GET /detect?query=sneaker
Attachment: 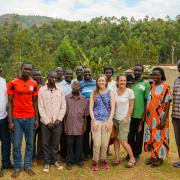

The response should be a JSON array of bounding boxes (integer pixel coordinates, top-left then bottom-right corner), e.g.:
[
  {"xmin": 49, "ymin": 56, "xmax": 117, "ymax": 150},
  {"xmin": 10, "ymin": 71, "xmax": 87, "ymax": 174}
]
[
  {"xmin": 99, "ymin": 160, "xmax": 109, "ymax": 170},
  {"xmin": 77, "ymin": 161, "xmax": 84, "ymax": 168},
  {"xmin": 66, "ymin": 163, "xmax": 72, "ymax": 170},
  {"xmin": 54, "ymin": 161, "xmax": 63, "ymax": 170},
  {"xmin": 92, "ymin": 162, "xmax": 99, "ymax": 171},
  {"xmin": 43, "ymin": 164, "xmax": 49, "ymax": 173}
]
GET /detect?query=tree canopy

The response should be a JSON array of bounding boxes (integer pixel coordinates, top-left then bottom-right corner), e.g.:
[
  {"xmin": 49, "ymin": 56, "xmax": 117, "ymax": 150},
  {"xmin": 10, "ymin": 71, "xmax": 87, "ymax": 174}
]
[{"xmin": 0, "ymin": 15, "xmax": 180, "ymax": 79}]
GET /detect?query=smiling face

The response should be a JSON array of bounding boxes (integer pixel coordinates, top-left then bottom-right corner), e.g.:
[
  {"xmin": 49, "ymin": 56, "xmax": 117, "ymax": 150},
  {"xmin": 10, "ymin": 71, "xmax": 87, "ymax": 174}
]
[
  {"xmin": 97, "ymin": 76, "xmax": 107, "ymax": 89},
  {"xmin": 83, "ymin": 68, "xmax": 92, "ymax": 81},
  {"xmin": 117, "ymin": 76, "xmax": 127, "ymax": 89},
  {"xmin": 152, "ymin": 70, "xmax": 161, "ymax": 84},
  {"xmin": 64, "ymin": 69, "xmax": 73, "ymax": 83},
  {"xmin": 32, "ymin": 70, "xmax": 42, "ymax": 83},
  {"xmin": 104, "ymin": 69, "xmax": 113, "ymax": 81},
  {"xmin": 133, "ymin": 65, "xmax": 143, "ymax": 79},
  {"xmin": 55, "ymin": 67, "xmax": 63, "ymax": 79}
]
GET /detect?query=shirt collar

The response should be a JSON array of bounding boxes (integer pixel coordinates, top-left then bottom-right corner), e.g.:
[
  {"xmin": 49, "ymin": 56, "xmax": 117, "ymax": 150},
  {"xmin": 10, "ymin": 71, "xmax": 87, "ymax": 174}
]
[{"xmin": 69, "ymin": 93, "xmax": 81, "ymax": 100}]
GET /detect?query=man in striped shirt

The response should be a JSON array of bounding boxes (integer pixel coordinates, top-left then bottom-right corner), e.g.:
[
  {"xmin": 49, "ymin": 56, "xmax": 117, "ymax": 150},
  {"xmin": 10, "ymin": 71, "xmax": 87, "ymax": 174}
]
[{"xmin": 172, "ymin": 60, "xmax": 180, "ymax": 168}]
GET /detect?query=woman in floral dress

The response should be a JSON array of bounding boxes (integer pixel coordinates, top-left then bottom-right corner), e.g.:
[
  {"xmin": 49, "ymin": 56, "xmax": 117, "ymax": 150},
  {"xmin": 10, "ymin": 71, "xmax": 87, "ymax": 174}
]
[{"xmin": 144, "ymin": 67, "xmax": 172, "ymax": 167}]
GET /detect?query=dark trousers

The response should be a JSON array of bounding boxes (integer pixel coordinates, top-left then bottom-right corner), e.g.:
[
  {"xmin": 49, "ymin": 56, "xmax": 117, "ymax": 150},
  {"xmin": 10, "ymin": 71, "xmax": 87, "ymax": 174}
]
[
  {"xmin": 66, "ymin": 135, "xmax": 83, "ymax": 164},
  {"xmin": 60, "ymin": 121, "xmax": 66, "ymax": 159},
  {"xmin": 41, "ymin": 122, "xmax": 62, "ymax": 164},
  {"xmin": 128, "ymin": 117, "xmax": 144, "ymax": 158},
  {"xmin": 33, "ymin": 123, "xmax": 43, "ymax": 160},
  {"xmin": 0, "ymin": 117, "xmax": 11, "ymax": 167},
  {"xmin": 83, "ymin": 115, "xmax": 92, "ymax": 158}
]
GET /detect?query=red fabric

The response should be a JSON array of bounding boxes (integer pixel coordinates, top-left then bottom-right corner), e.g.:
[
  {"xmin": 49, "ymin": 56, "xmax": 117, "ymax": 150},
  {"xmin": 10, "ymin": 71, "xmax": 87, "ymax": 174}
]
[{"xmin": 7, "ymin": 78, "xmax": 38, "ymax": 118}]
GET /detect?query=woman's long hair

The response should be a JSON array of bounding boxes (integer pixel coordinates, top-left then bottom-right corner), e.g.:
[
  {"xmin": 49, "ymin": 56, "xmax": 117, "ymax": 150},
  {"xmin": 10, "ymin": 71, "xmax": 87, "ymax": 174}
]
[{"xmin": 92, "ymin": 74, "xmax": 108, "ymax": 100}]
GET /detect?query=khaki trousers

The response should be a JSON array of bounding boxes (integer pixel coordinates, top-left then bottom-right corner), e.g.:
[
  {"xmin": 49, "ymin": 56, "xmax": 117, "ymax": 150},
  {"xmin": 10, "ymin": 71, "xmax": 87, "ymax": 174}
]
[{"xmin": 92, "ymin": 121, "xmax": 112, "ymax": 162}]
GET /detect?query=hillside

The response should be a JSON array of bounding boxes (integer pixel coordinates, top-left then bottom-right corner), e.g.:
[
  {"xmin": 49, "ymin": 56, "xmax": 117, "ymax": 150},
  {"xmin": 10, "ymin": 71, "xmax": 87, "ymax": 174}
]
[{"xmin": 0, "ymin": 14, "xmax": 56, "ymax": 28}]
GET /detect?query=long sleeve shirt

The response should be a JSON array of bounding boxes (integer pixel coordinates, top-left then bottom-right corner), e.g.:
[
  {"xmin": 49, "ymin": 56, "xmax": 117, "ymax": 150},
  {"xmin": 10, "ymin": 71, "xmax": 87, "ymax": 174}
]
[{"xmin": 38, "ymin": 85, "xmax": 66, "ymax": 125}]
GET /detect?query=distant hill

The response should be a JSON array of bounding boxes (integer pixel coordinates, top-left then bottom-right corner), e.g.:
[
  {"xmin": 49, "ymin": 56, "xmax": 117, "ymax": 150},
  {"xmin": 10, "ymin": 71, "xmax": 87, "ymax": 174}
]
[{"xmin": 0, "ymin": 14, "xmax": 56, "ymax": 28}]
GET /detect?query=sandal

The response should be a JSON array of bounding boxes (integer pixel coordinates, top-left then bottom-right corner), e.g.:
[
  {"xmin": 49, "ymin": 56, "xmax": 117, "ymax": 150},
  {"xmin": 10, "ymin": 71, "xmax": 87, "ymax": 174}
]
[
  {"xmin": 173, "ymin": 162, "xmax": 180, "ymax": 168},
  {"xmin": 112, "ymin": 159, "xmax": 121, "ymax": 166},
  {"xmin": 11, "ymin": 169, "xmax": 21, "ymax": 178},
  {"xmin": 24, "ymin": 168, "xmax": 35, "ymax": 177},
  {"xmin": 126, "ymin": 160, "xmax": 136, "ymax": 168}
]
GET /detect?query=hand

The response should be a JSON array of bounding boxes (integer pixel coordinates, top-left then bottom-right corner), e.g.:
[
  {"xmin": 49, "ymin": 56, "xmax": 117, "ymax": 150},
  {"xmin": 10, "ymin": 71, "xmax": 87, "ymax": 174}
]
[
  {"xmin": 8, "ymin": 122, "xmax": 15, "ymax": 132},
  {"xmin": 34, "ymin": 120, "xmax": 39, "ymax": 129},
  {"xmin": 159, "ymin": 120, "xmax": 165, "ymax": 130},
  {"xmin": 46, "ymin": 122, "xmax": 53, "ymax": 129},
  {"xmin": 53, "ymin": 120, "xmax": 61, "ymax": 128},
  {"xmin": 104, "ymin": 120, "xmax": 113, "ymax": 132},
  {"xmin": 123, "ymin": 117, "xmax": 129, "ymax": 124},
  {"xmin": 92, "ymin": 120, "xmax": 99, "ymax": 132}
]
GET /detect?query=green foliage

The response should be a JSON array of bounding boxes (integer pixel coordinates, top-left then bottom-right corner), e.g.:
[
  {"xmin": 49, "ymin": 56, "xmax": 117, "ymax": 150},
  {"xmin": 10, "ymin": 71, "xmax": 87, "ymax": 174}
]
[
  {"xmin": 0, "ymin": 14, "xmax": 180, "ymax": 79},
  {"xmin": 53, "ymin": 36, "xmax": 77, "ymax": 69}
]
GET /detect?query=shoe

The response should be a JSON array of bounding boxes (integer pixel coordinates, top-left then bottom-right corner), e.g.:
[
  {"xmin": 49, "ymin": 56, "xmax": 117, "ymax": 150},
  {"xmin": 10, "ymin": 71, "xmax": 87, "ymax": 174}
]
[
  {"xmin": 43, "ymin": 164, "xmax": 49, "ymax": 172},
  {"xmin": 77, "ymin": 161, "xmax": 84, "ymax": 168},
  {"xmin": 99, "ymin": 160, "xmax": 109, "ymax": 170},
  {"xmin": 54, "ymin": 161, "xmax": 63, "ymax": 170},
  {"xmin": 66, "ymin": 163, "xmax": 72, "ymax": 170},
  {"xmin": 151, "ymin": 158, "xmax": 163, "ymax": 168},
  {"xmin": 1, "ymin": 163, "xmax": 14, "ymax": 169},
  {"xmin": 92, "ymin": 162, "xmax": 99, "ymax": 171},
  {"xmin": 173, "ymin": 162, "xmax": 180, "ymax": 168},
  {"xmin": 145, "ymin": 158, "xmax": 156, "ymax": 165},
  {"xmin": 126, "ymin": 160, "xmax": 136, "ymax": 168}
]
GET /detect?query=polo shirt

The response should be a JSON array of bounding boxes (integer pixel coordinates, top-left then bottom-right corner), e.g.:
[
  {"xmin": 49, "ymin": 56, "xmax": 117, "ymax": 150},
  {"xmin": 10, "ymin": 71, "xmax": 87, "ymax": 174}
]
[
  {"xmin": 0, "ymin": 77, "xmax": 7, "ymax": 119},
  {"xmin": 7, "ymin": 78, "xmax": 38, "ymax": 118},
  {"xmin": 131, "ymin": 79, "xmax": 150, "ymax": 119},
  {"xmin": 80, "ymin": 79, "xmax": 96, "ymax": 100}
]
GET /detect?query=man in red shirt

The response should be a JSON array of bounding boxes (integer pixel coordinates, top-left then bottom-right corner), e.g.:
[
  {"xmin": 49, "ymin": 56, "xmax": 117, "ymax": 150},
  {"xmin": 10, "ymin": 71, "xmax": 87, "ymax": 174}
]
[{"xmin": 7, "ymin": 63, "xmax": 39, "ymax": 178}]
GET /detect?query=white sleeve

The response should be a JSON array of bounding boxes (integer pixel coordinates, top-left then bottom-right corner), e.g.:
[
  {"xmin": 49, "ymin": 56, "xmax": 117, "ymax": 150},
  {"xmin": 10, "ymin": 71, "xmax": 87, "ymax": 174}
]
[{"xmin": 129, "ymin": 89, "xmax": 135, "ymax": 99}]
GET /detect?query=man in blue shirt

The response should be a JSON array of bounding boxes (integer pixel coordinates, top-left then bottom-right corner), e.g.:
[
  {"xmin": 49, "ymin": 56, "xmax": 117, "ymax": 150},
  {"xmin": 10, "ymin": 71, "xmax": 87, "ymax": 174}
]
[{"xmin": 80, "ymin": 68, "xmax": 96, "ymax": 160}]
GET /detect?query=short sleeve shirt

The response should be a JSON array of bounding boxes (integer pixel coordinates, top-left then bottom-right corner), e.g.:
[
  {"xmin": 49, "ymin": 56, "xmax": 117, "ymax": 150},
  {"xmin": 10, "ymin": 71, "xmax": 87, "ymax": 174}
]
[
  {"xmin": 59, "ymin": 80, "xmax": 72, "ymax": 96},
  {"xmin": 131, "ymin": 79, "xmax": 150, "ymax": 119},
  {"xmin": 0, "ymin": 77, "xmax": 7, "ymax": 119},
  {"xmin": 107, "ymin": 80, "xmax": 117, "ymax": 91},
  {"xmin": 7, "ymin": 78, "xmax": 38, "ymax": 118},
  {"xmin": 114, "ymin": 88, "xmax": 134, "ymax": 121},
  {"xmin": 80, "ymin": 79, "xmax": 96, "ymax": 100},
  {"xmin": 65, "ymin": 94, "xmax": 87, "ymax": 135}
]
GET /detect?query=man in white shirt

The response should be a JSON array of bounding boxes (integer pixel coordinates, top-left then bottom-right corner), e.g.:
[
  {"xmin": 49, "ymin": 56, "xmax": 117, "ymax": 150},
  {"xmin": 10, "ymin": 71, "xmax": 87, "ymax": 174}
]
[
  {"xmin": 0, "ymin": 65, "xmax": 13, "ymax": 177},
  {"xmin": 104, "ymin": 66, "xmax": 117, "ymax": 91}
]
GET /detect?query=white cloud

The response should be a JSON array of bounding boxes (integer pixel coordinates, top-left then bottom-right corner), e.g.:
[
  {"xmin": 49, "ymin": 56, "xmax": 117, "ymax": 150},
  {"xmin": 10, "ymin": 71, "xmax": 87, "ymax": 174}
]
[{"xmin": 0, "ymin": 0, "xmax": 179, "ymax": 21}]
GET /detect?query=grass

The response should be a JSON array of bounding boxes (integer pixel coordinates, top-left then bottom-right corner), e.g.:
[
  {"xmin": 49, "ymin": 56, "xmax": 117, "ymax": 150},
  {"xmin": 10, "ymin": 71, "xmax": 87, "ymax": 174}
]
[{"xmin": 1, "ymin": 121, "xmax": 180, "ymax": 180}]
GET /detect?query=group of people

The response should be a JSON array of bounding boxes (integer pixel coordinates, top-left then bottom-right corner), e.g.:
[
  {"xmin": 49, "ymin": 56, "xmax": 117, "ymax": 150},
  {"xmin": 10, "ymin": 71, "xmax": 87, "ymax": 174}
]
[{"xmin": 0, "ymin": 61, "xmax": 180, "ymax": 178}]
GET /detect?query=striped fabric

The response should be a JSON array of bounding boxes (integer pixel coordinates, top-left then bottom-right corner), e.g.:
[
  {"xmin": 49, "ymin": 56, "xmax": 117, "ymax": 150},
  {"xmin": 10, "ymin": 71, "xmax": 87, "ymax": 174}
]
[{"xmin": 172, "ymin": 77, "xmax": 180, "ymax": 119}]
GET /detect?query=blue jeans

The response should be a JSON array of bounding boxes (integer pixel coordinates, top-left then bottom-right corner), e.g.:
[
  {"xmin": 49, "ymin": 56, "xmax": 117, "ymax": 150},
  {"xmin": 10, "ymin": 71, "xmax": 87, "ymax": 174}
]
[
  {"xmin": 11, "ymin": 118, "xmax": 35, "ymax": 170},
  {"xmin": 0, "ymin": 116, "xmax": 12, "ymax": 167}
]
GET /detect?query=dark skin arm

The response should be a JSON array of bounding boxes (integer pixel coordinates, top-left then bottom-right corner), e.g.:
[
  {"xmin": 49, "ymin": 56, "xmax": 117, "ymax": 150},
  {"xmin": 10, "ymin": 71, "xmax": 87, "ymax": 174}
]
[
  {"xmin": 33, "ymin": 96, "xmax": 39, "ymax": 129},
  {"xmin": 8, "ymin": 94, "xmax": 15, "ymax": 132},
  {"xmin": 159, "ymin": 102, "xmax": 170, "ymax": 129},
  {"xmin": 138, "ymin": 99, "xmax": 147, "ymax": 132},
  {"xmin": 83, "ymin": 115, "xmax": 87, "ymax": 133}
]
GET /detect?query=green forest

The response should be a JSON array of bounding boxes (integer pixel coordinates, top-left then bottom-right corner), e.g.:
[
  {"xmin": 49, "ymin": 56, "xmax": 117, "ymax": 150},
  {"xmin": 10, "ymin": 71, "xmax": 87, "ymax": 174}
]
[{"xmin": 0, "ymin": 14, "xmax": 180, "ymax": 79}]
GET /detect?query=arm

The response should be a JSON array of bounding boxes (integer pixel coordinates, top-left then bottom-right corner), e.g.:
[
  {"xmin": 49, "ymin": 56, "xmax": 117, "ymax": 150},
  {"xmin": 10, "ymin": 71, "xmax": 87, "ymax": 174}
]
[
  {"xmin": 8, "ymin": 94, "xmax": 15, "ymax": 132},
  {"xmin": 38, "ymin": 90, "xmax": 50, "ymax": 125},
  {"xmin": 57, "ymin": 91, "xmax": 66, "ymax": 122},
  {"xmin": 33, "ymin": 96, "xmax": 39, "ymax": 129},
  {"xmin": 123, "ymin": 99, "xmax": 134, "ymax": 123},
  {"xmin": 89, "ymin": 92, "xmax": 99, "ymax": 131},
  {"xmin": 107, "ymin": 91, "xmax": 115, "ymax": 122}
]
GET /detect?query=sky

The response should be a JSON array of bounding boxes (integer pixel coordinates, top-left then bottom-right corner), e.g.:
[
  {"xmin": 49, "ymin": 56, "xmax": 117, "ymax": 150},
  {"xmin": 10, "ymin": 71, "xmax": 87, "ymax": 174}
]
[{"xmin": 0, "ymin": 0, "xmax": 179, "ymax": 21}]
